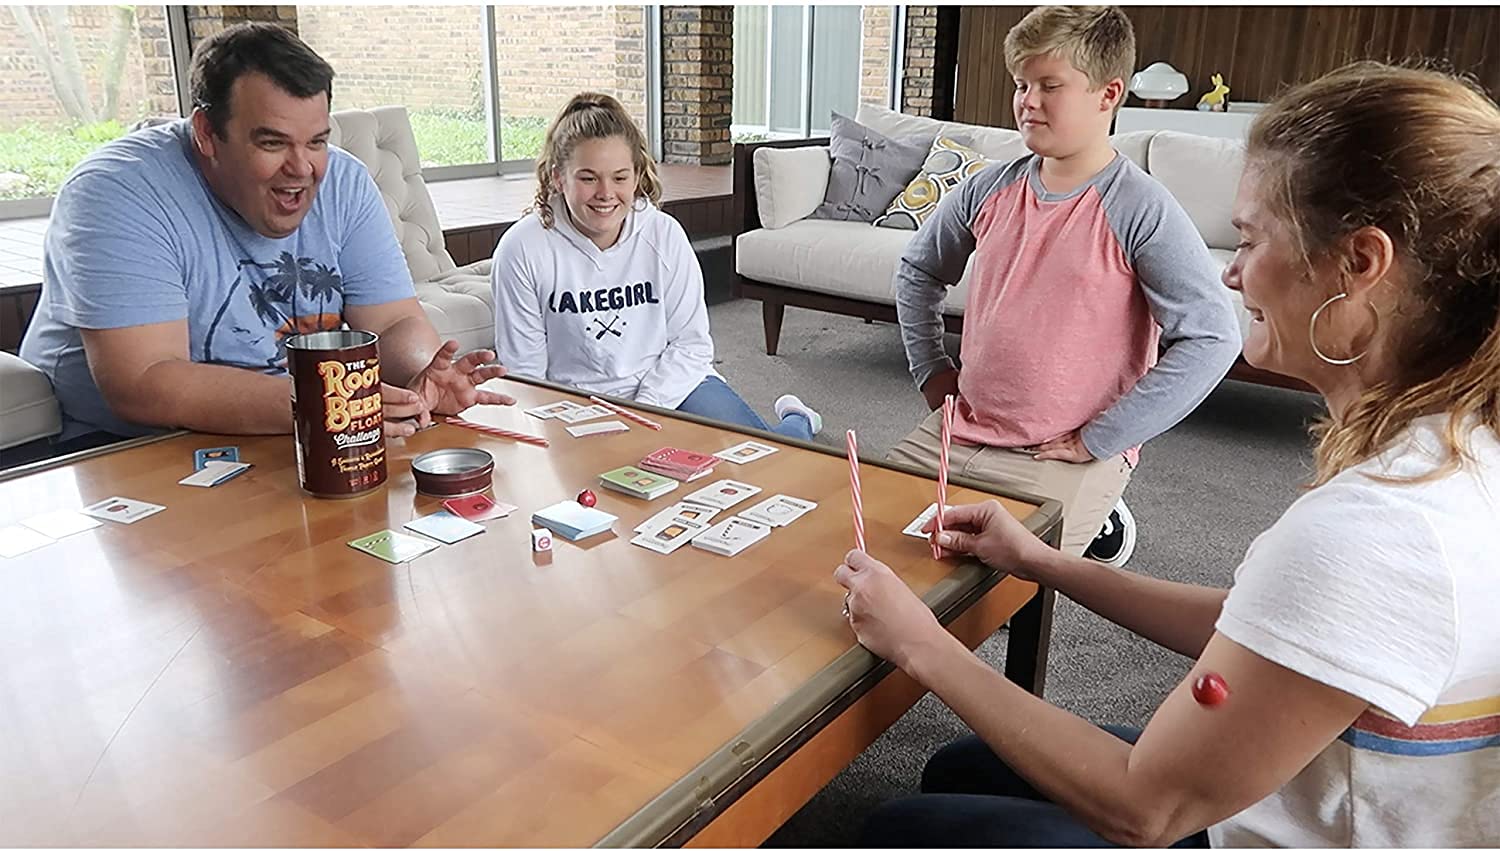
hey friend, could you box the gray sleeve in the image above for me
[894,162,1021,390]
[1080,176,1242,459]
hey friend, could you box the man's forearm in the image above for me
[120,361,293,434]
[1037,547,1227,658]
[374,314,442,387]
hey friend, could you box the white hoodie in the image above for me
[490,195,716,408]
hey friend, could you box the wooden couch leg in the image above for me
[763,299,785,356]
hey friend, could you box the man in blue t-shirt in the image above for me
[20,23,513,447]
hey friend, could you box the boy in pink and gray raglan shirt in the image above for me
[888,150,1241,557]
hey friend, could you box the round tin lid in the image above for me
[410,447,495,498]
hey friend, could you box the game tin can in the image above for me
[286,330,388,498]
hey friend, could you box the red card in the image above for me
[443,493,517,522]
[641,446,720,473]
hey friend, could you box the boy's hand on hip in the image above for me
[921,369,960,411]
[1034,429,1093,463]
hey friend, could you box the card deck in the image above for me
[599,466,680,500]
[178,461,252,487]
[82,496,165,524]
[443,493,517,522]
[404,511,486,544]
[634,501,722,533]
[566,421,629,438]
[554,404,612,424]
[20,509,102,539]
[691,516,771,556]
[629,515,709,554]
[523,400,582,419]
[714,440,779,465]
[194,446,240,470]
[639,447,722,481]
[902,502,940,539]
[682,479,763,510]
[347,529,440,564]
[0,524,54,558]
[738,494,817,527]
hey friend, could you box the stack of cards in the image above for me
[639,446,721,482]
[629,512,710,554]
[681,479,762,509]
[691,516,772,556]
[348,529,440,564]
[443,493,517,522]
[179,461,252,487]
[531,500,618,541]
[714,440,778,465]
[82,496,165,524]
[599,466,680,500]
[737,494,817,527]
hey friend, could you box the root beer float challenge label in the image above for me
[287,330,388,498]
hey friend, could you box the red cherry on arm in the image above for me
[1191,672,1230,707]
[577,489,597,507]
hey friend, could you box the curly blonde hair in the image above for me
[1247,62,1500,486]
[530,92,662,229]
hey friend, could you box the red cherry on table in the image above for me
[1191,672,1230,707]
[576,489,598,507]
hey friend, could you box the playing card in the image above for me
[0,524,54,558]
[194,446,240,470]
[629,515,709,554]
[178,461,252,487]
[738,494,817,527]
[82,496,166,524]
[902,503,941,538]
[404,510,486,544]
[20,509,101,539]
[691,516,771,556]
[633,501,722,533]
[443,493,517,522]
[347,529,440,564]
[566,421,629,437]
[682,479,763,510]
[714,440,779,465]
[524,400,582,419]
[554,404,612,424]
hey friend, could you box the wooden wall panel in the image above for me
[955,6,1500,129]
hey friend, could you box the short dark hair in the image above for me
[189,22,334,137]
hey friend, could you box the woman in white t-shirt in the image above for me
[491,92,823,440]
[835,63,1500,847]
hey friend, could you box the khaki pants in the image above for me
[886,408,1133,556]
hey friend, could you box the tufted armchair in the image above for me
[328,106,496,352]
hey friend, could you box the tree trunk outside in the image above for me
[100,5,137,121]
[46,5,99,123]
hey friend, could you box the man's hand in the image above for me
[1034,428,1094,463]
[920,368,960,411]
[923,500,1054,582]
[407,340,516,417]
[833,549,955,671]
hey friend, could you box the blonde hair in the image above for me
[1247,62,1500,486]
[531,92,662,229]
[1003,6,1135,98]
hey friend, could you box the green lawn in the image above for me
[0,111,552,201]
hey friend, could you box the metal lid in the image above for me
[410,447,495,498]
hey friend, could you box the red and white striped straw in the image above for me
[847,429,866,553]
[444,417,550,447]
[933,395,955,558]
[588,395,663,431]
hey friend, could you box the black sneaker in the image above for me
[1085,499,1136,567]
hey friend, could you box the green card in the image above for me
[599,465,676,496]
[347,529,440,564]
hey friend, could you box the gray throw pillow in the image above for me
[810,113,928,223]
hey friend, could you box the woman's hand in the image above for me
[923,500,1054,582]
[833,549,956,672]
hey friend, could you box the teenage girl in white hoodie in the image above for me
[491,92,822,440]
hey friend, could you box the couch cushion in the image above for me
[737,220,969,315]
[875,135,993,231]
[855,102,943,151]
[419,259,496,352]
[753,146,831,229]
[1147,130,1244,251]
[1110,129,1155,171]
[0,352,61,450]
[812,113,928,223]
[935,121,1029,164]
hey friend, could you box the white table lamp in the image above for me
[1129,62,1189,107]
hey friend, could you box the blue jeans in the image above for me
[675,376,812,441]
[860,726,1210,848]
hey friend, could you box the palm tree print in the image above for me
[202,252,343,366]
[303,263,344,331]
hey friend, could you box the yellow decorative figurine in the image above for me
[1198,73,1230,111]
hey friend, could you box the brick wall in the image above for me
[859,5,894,107]
[186,5,297,51]
[662,6,732,165]
[0,5,176,131]
[902,5,938,117]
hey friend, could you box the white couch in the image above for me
[732,103,1285,386]
[0,105,497,456]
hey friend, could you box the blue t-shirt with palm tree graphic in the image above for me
[19,120,415,440]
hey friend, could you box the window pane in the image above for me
[491,5,648,161]
[731,5,767,129]
[809,5,861,133]
[859,6,896,109]
[0,5,180,200]
[767,5,805,133]
[298,5,490,168]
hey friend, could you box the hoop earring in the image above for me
[1309,292,1379,365]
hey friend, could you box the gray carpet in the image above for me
[699,294,1327,847]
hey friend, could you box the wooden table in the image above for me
[0,377,1061,847]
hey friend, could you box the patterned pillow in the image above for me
[874,135,993,230]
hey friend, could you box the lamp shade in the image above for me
[1129,62,1189,102]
